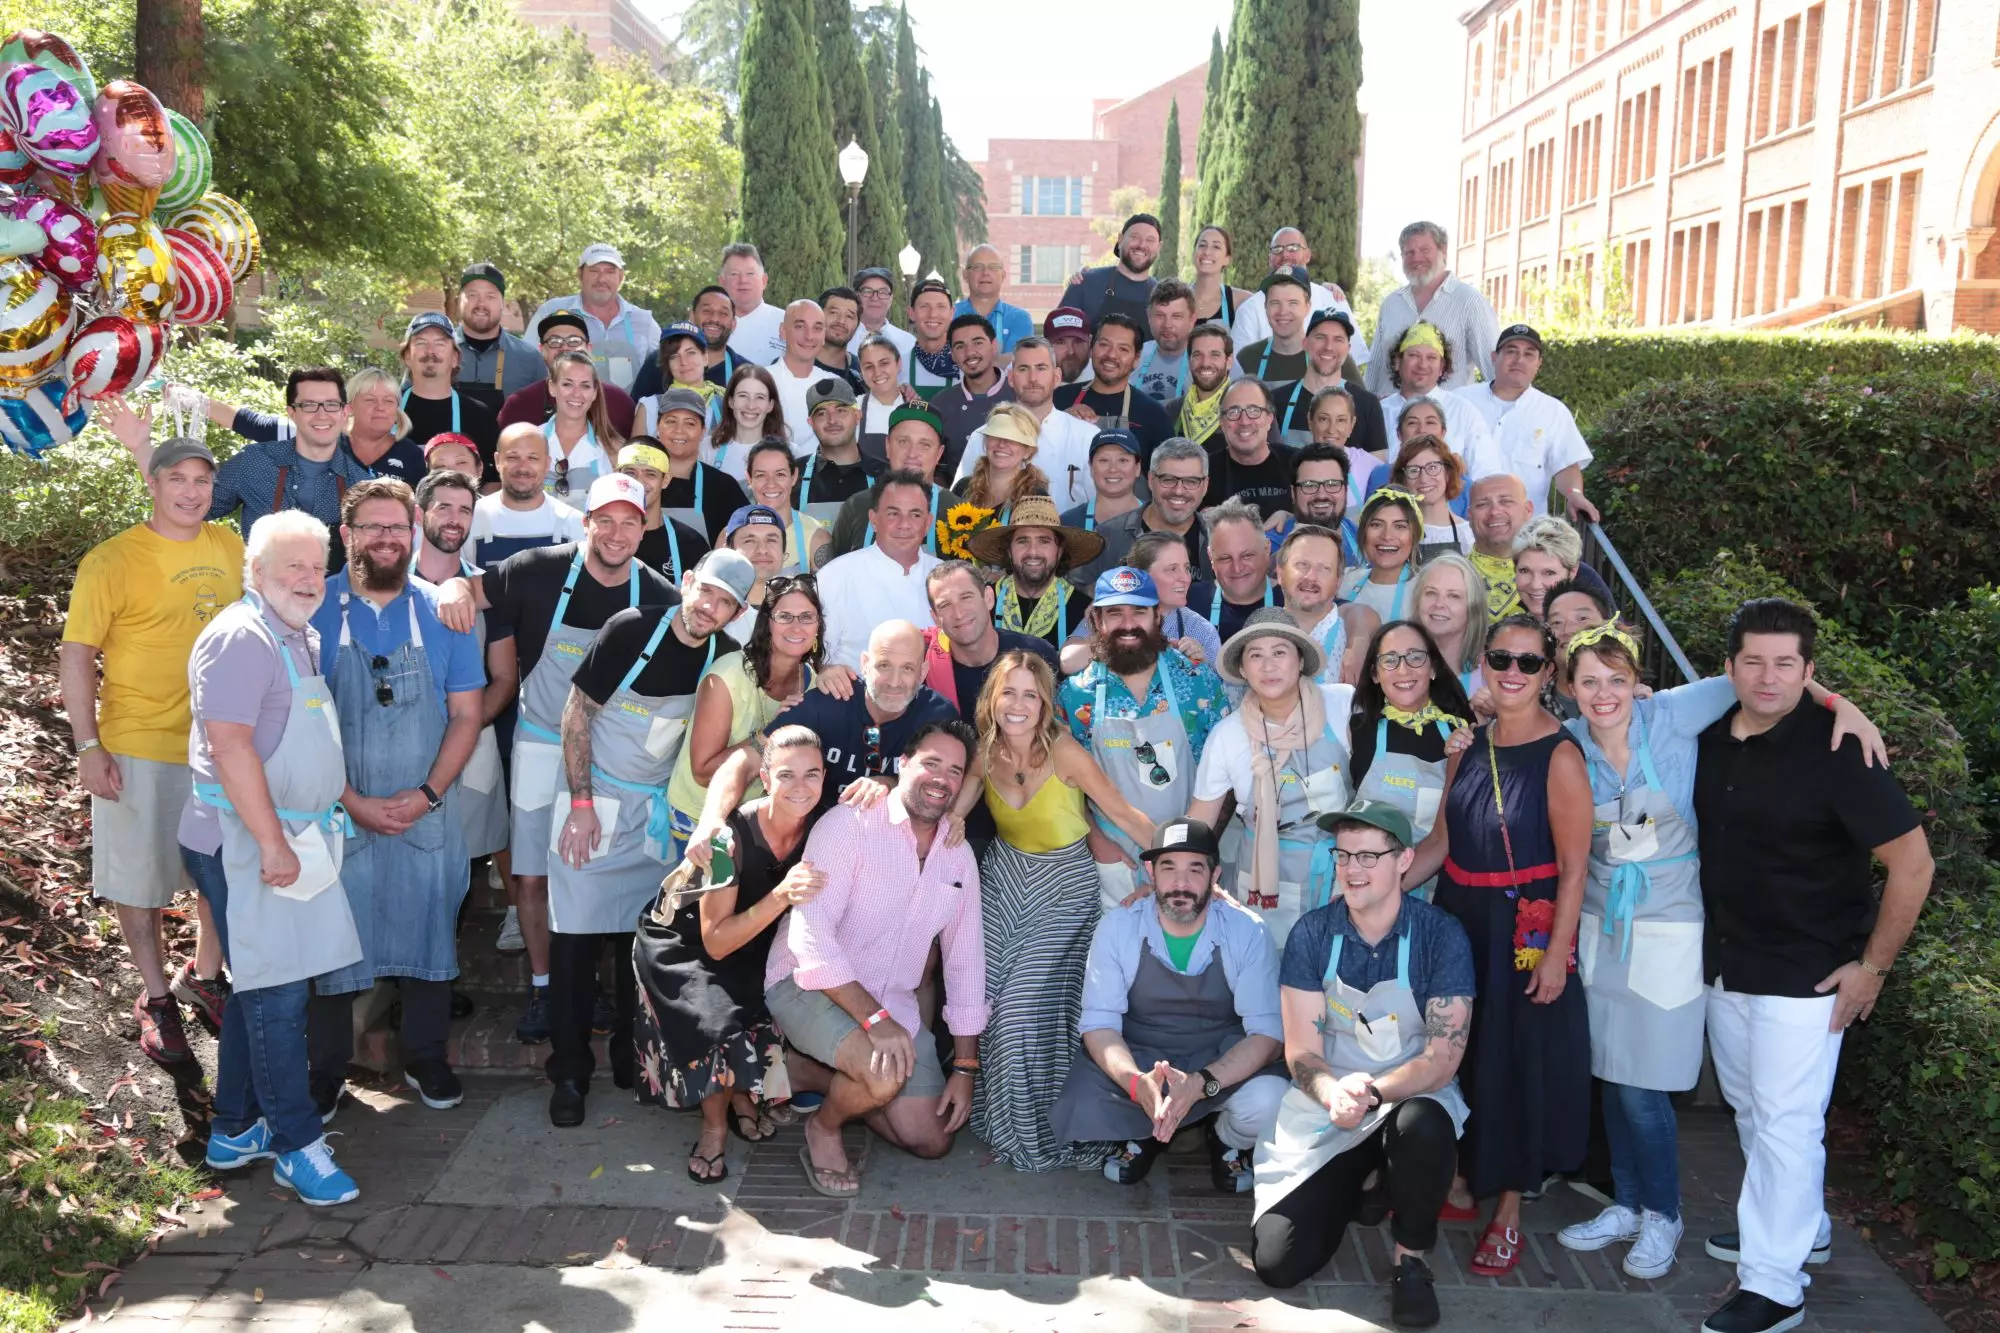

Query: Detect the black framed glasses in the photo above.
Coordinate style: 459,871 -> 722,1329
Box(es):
1294,479 -> 1344,494
1332,849 -> 1392,868
552,457 -> 570,497
369,654 -> 395,707
1131,740 -> 1171,788
1374,649 -> 1431,670
1401,461 -> 1447,480
861,725 -> 889,777
1485,649 -> 1550,675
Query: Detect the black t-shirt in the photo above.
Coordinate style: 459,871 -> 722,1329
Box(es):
814,354 -> 866,395
483,543 -> 679,678
1001,585 -> 1088,649
1272,378 -> 1390,459
573,606 -> 738,703
1348,706 -> 1450,786
796,451 -> 881,511
1052,382 -> 1173,460
661,464 -> 749,542
403,389 -> 501,482
951,630 -> 1062,721
1190,579 -> 1285,640
767,687 -> 959,812
635,519 -> 712,584
1694,700 -> 1923,998
1060,268 -> 1158,343
348,436 -> 430,488
1237,341 -> 1309,383
1206,441 -> 1299,517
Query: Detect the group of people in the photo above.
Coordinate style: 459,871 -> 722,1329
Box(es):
60,217 -> 1935,1333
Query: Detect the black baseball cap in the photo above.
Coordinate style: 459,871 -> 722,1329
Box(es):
1261,265 -> 1313,298
460,262 -> 505,294
1140,818 -> 1222,865
1307,308 -> 1356,337
537,309 -> 589,340
909,278 -> 952,303
1495,323 -> 1544,353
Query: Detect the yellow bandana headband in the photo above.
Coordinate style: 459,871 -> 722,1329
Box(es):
1397,323 -> 1446,356
1565,620 -> 1641,661
1371,486 -> 1426,511
617,442 -> 672,475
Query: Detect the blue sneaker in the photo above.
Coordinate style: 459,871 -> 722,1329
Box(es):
273,1137 -> 360,1207
205,1118 -> 275,1170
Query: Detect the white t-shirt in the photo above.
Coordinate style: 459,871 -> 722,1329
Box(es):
766,358 -> 837,457
468,493 -> 586,566
1421,516 -> 1475,559
1230,283 -> 1370,366
1379,389 -> 1494,464
727,302 -> 786,363
849,321 -> 917,361
1453,383 -> 1593,515
1194,682 -> 1358,807
817,544 -> 940,670
725,603 -> 760,646
954,407 -> 1100,509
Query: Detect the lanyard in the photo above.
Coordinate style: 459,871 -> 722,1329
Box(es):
615,607 -> 715,694
1138,344 -> 1186,397
400,387 -> 460,435
1210,581 -> 1275,624
1083,497 -> 1096,532
551,547 -> 640,628
800,451 -> 816,509
789,509 -> 808,567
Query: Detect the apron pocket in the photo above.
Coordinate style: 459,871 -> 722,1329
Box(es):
1415,784 -> 1443,833
403,807 -> 446,853
550,796 -> 621,861
1576,911 -> 1602,987
645,714 -> 688,762
1625,920 -> 1705,1010
1302,765 -> 1349,816
513,740 -> 561,811
463,728 -> 502,794
271,824 -> 341,903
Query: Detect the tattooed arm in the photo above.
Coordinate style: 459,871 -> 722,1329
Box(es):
1280,986 -> 1343,1108
1371,994 -> 1472,1102
555,686 -> 604,869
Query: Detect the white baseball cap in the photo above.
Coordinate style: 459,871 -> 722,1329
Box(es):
580,243 -> 625,269
585,473 -> 647,516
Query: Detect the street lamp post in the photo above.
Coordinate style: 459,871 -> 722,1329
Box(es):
898,242 -> 922,307
837,138 -> 869,279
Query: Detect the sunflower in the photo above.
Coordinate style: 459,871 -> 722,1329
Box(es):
945,501 -> 993,533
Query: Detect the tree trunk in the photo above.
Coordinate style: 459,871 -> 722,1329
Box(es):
134,0 -> 204,119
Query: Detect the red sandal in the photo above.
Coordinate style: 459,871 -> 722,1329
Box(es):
1439,1199 -> 1481,1221
1469,1221 -> 1521,1276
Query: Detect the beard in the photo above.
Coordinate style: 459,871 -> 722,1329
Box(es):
1010,557 -> 1056,595
1405,258 -> 1445,287
1120,248 -> 1156,275
1097,624 -> 1168,675
423,520 -> 467,555
502,473 -> 544,503
354,544 -> 412,592
263,583 -> 325,630
1158,882 -> 1213,925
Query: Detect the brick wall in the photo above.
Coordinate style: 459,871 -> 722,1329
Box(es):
513,0 -> 670,71
1096,63 -> 1210,196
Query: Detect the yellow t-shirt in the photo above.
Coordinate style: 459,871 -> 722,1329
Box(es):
64,522 -> 245,763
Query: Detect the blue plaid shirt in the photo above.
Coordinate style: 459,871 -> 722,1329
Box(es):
212,409 -> 426,534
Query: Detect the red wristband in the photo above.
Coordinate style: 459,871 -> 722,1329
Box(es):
1821,692 -> 1842,711
862,1008 -> 891,1030
571,796 -> 594,809
1129,1073 -> 1141,1101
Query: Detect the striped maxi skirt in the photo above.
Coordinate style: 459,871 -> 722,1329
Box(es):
970,835 -> 1102,1172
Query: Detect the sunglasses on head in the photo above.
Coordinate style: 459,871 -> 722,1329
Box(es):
765,573 -> 818,599
1484,648 -> 1550,675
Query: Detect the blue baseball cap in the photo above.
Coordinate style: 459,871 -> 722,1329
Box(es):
661,320 -> 707,350
404,310 -> 454,340
723,504 -> 784,542
1090,427 -> 1141,457
1092,566 -> 1159,609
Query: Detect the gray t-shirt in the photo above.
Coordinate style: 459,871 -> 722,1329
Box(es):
178,595 -> 322,855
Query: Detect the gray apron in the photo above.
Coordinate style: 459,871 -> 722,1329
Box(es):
453,557 -> 508,858
193,609 -> 362,992
1232,714 -> 1352,948
510,551 -> 640,877
319,591 -> 470,993
1253,926 -> 1470,1217
796,452 -> 849,525
547,609 -> 713,935
543,420 -> 611,498
661,463 -> 708,537
1085,665 -> 1194,912
1348,717 -> 1451,903
1048,934 -> 1287,1145
1578,725 -> 1706,1091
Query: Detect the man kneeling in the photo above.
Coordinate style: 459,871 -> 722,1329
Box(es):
1250,801 -> 1475,1330
1048,818 -> 1289,1193
763,720 -> 987,1196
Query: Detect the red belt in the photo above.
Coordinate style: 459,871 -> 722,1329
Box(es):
1444,856 -> 1558,888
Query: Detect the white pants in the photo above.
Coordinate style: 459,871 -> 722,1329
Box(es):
1706,982 -> 1843,1307
1215,1073 -> 1290,1151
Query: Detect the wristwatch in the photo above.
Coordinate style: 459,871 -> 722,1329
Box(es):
75,738 -> 101,757
1366,1084 -> 1384,1110
419,782 -> 444,813
1196,1066 -> 1221,1099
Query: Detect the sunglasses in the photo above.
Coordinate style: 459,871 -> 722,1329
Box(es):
1132,740 -> 1171,788
861,725 -> 889,777
765,573 -> 818,599
1484,649 -> 1550,675
552,458 -> 570,497
369,655 -> 395,707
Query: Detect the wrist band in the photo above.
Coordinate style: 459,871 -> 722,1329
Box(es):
1821,692 -> 1842,711
1128,1073 -> 1141,1102
1859,956 -> 1890,978
861,1008 -> 891,1030
571,796 -> 594,808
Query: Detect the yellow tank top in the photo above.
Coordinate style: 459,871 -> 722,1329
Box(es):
982,773 -> 1090,853
667,651 -> 789,820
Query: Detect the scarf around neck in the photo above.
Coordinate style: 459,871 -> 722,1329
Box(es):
1243,683 -> 1327,910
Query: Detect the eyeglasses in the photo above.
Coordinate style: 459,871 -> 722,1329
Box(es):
1401,461 -> 1447,480
1151,473 -> 1206,490
857,286 -> 893,299
862,725 -> 889,777
1294,478 -> 1345,494
542,335 -> 589,351
1221,405 -> 1270,422
552,458 -> 570,497
369,655 -> 395,707
292,400 -> 346,415
1485,649 -> 1550,675
1269,242 -> 1306,257
768,610 -> 819,627
1332,849 -> 1391,867
1131,740 -> 1171,788
348,522 -> 411,540
1375,649 -> 1431,670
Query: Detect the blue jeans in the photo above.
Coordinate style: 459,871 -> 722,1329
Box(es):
183,846 -> 322,1154
1602,1080 -> 1680,1219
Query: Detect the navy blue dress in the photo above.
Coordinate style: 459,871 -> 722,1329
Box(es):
1433,726 -> 1591,1199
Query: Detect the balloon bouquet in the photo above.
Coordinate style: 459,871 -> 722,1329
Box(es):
0,28 -> 260,459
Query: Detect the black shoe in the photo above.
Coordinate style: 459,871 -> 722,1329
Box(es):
610,1053 -> 635,1092
514,988 -> 551,1044
591,989 -> 615,1036
450,988 -> 474,1020
1704,1230 -> 1831,1265
1390,1254 -> 1440,1329
1205,1121 -> 1253,1194
549,1079 -> 587,1128
404,1058 -> 464,1110
1700,1290 -> 1805,1333
309,1073 -> 345,1125
1101,1138 -> 1165,1186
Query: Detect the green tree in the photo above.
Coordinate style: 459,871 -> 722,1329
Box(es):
676,0 -> 753,105
1297,0 -> 1362,290
895,10 -> 951,279
815,0 -> 902,272
1194,23 -> 1229,232
738,0 -> 844,301
943,136 -> 988,249
929,93 -> 959,267
866,30 -> 906,272
1156,98 -> 1183,280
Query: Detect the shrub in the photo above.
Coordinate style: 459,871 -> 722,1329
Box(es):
1541,327 -> 2000,432
1591,375 -> 2000,632
1890,586 -> 2000,829
1651,552 -> 2000,1261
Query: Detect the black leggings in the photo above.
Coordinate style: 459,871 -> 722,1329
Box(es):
308,979 -> 453,1075
1252,1097 -> 1458,1289
546,930 -> 636,1086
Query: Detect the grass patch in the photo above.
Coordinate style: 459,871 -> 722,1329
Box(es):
0,1080 -> 203,1332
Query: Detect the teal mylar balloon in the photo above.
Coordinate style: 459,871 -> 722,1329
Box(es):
155,109 -> 210,217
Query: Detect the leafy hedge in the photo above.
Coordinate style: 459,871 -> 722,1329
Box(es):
1651,552 -> 2000,1263
1540,328 -> 2000,432
1892,586 -> 2000,828
1590,375 -> 2000,632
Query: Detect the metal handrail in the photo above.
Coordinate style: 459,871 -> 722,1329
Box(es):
1580,520 -> 1702,685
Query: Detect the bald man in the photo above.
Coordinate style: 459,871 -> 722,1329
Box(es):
768,298 -> 839,456
1466,472 -> 1613,618
956,245 -> 1034,355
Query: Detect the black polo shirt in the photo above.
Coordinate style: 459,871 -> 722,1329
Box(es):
1693,699 -> 1922,998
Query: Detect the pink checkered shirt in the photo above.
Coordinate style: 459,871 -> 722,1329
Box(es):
765,791 -> 989,1037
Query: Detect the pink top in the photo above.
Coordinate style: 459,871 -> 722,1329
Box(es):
765,791 -> 990,1037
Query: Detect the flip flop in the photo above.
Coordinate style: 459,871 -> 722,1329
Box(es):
798,1142 -> 860,1198
686,1149 -> 727,1185
728,1102 -> 776,1143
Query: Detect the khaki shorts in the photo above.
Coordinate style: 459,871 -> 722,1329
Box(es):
767,976 -> 947,1099
92,755 -> 195,909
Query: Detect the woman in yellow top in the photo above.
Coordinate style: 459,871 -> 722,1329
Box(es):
962,651 -> 1155,1171
953,402 -> 1048,520
742,440 -> 830,572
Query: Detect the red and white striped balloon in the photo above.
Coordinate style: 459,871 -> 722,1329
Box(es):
64,312 -> 165,401
163,224 -> 231,326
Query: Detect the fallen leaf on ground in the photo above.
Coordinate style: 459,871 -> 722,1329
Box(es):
432,1268 -> 453,1281
588,1164 -> 603,1179
252,1288 -> 263,1303
890,1204 -> 906,1220
191,1187 -> 222,1201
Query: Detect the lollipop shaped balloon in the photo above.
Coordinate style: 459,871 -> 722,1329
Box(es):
0,30 -> 96,105
155,110 -> 210,216
164,225 -> 231,326
0,124 -> 30,184
2,63 -> 97,179
65,312 -> 165,403
95,212 -> 174,325
0,378 -> 87,457
91,80 -> 174,215
168,190 -> 259,282
5,195 -> 98,288
0,254 -> 75,393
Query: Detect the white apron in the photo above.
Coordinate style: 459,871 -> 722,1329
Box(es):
1348,717 -> 1451,903
450,559 -> 508,858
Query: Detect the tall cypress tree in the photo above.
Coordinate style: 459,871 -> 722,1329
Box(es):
1157,98 -> 1183,280
867,31 -> 906,270
1194,24 -> 1231,232
739,0 -> 845,301
929,93 -> 959,270
1300,0 -> 1363,291
815,0 -> 902,272
895,8 -> 950,281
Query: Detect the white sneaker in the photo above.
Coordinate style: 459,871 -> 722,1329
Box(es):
495,906 -> 525,953
1558,1203 -> 1642,1252
1623,1209 -> 1684,1280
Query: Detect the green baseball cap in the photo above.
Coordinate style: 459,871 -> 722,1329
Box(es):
1315,798 -> 1417,847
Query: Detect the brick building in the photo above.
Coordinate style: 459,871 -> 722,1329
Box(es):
1457,0 -> 2000,332
971,62 -> 1209,319
513,0 -> 672,72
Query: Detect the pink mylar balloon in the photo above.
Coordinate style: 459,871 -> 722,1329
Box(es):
1,62 -> 97,179
5,194 -> 96,287
90,79 -> 173,214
